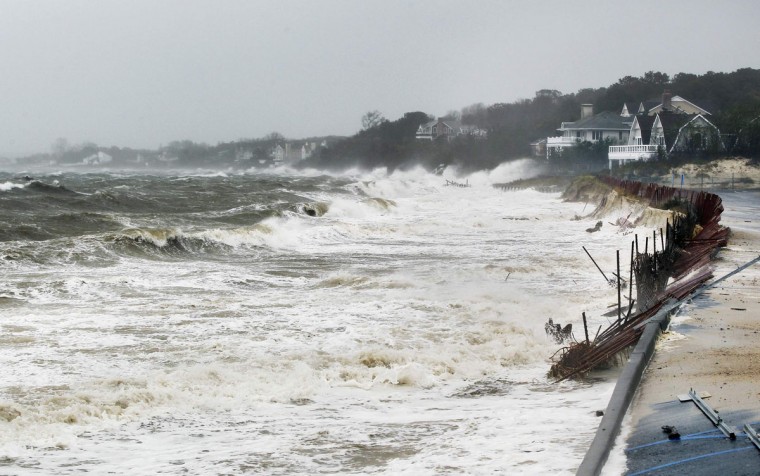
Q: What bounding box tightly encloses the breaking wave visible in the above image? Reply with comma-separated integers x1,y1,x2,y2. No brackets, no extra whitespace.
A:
0,181,26,192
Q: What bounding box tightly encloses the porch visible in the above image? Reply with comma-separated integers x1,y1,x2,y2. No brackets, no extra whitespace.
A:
608,145,659,168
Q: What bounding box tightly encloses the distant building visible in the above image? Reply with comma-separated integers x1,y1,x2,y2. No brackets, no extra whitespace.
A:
646,91,712,116
301,142,318,160
530,138,547,158
545,104,632,158
416,118,486,141
620,102,638,117
235,148,253,162
82,151,113,165
608,92,721,169
271,144,284,165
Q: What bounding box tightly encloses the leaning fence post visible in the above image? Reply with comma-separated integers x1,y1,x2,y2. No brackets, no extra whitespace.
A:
617,250,622,324
582,312,590,344
629,241,634,309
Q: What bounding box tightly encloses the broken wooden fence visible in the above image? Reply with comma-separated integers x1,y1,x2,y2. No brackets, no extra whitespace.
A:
550,177,729,381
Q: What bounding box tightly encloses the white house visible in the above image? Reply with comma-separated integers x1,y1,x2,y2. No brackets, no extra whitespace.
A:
545,104,632,158
82,151,113,165
271,144,285,165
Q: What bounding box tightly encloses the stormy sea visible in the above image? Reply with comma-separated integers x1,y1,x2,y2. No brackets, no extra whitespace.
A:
0,162,637,474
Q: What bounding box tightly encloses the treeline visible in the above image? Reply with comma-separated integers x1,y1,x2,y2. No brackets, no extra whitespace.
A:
303,111,507,171
16,68,760,171
306,67,760,172
16,133,340,169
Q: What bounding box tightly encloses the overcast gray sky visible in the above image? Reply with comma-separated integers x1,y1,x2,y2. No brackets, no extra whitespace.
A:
1,0,759,157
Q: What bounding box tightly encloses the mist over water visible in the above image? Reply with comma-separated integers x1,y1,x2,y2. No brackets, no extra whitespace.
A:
0,164,632,474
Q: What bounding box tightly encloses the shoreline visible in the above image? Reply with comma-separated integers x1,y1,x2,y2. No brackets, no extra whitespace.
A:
575,186,760,474
618,190,760,475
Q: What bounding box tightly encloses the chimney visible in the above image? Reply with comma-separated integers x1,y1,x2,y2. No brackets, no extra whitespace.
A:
662,90,672,110
581,104,594,119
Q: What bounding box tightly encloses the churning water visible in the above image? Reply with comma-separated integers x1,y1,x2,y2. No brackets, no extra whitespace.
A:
0,162,638,474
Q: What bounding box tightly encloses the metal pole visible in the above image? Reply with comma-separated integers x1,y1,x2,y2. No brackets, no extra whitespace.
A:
617,250,622,324
583,246,610,284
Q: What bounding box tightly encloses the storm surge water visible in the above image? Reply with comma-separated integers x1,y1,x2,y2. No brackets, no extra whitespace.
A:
0,163,634,474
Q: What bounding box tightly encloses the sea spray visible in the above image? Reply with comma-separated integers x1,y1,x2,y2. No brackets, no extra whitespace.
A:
0,168,641,474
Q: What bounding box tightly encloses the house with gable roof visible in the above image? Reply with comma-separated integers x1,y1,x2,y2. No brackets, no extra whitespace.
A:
648,93,712,116
608,91,722,169
620,102,638,117
545,104,633,158
416,118,486,141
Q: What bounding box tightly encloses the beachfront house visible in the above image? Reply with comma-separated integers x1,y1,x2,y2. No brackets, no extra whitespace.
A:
81,151,113,165
545,104,633,159
416,118,487,141
608,92,721,169
271,144,285,165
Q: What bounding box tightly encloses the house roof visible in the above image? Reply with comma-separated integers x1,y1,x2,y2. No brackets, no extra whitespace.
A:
633,115,656,144
656,112,696,133
639,100,660,114
648,95,712,115
622,102,638,116
561,111,632,131
666,113,722,151
419,118,463,129
439,119,463,129
653,112,707,151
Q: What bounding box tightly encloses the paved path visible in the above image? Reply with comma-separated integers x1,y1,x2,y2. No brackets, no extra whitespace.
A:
622,190,760,475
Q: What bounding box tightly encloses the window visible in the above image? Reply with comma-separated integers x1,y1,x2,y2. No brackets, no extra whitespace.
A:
592,131,603,141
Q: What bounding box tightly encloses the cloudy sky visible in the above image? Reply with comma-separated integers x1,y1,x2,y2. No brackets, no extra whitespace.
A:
1,0,759,157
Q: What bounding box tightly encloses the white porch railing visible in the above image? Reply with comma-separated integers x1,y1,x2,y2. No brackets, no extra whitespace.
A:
547,136,581,147
608,144,659,162
608,145,659,154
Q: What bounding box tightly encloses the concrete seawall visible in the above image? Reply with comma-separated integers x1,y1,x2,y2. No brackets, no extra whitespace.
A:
577,302,673,475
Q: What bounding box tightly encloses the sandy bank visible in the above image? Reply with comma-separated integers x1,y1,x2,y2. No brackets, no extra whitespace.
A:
657,157,760,190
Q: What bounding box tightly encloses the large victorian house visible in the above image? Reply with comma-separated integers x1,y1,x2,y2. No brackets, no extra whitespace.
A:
608,91,721,169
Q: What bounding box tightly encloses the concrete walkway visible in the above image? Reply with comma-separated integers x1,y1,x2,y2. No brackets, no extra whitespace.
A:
621,190,760,475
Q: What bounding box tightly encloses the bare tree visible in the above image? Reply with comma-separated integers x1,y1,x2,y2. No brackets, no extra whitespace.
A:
361,110,386,130
263,132,285,141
